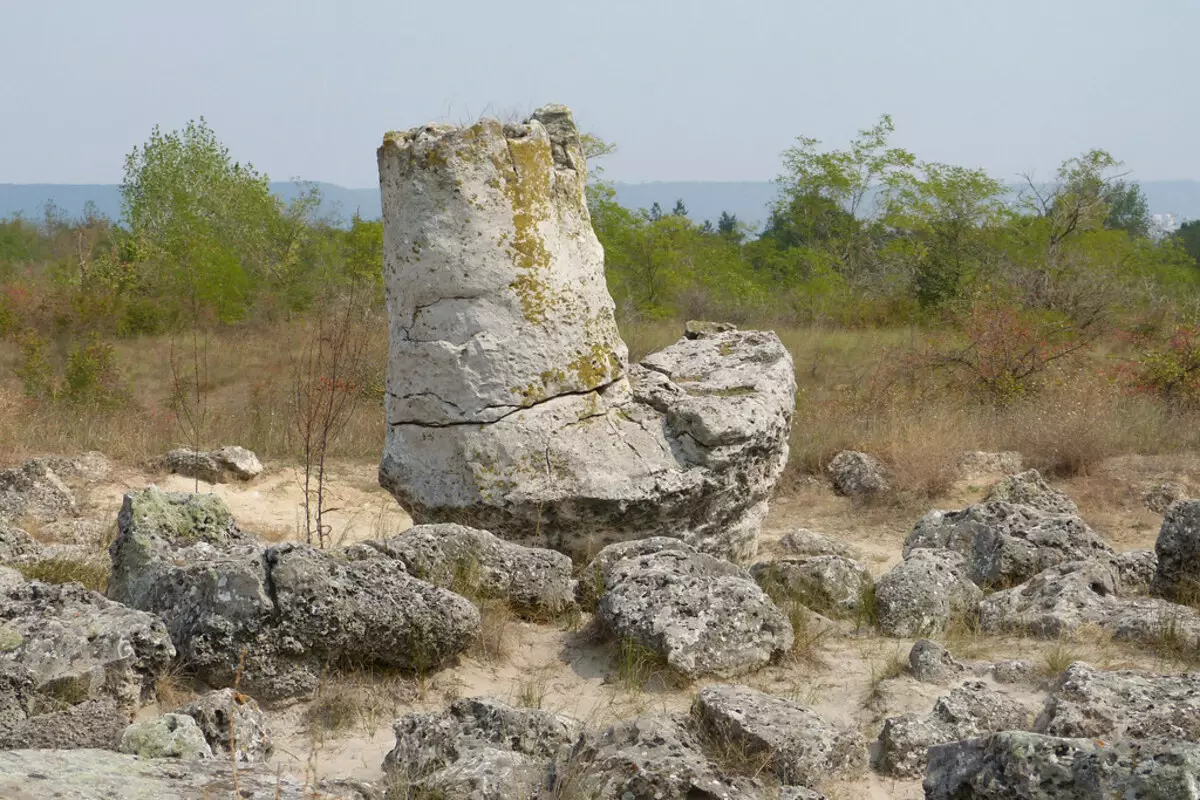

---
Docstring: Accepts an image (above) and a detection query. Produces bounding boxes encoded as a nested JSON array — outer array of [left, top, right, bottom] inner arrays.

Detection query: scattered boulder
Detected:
[[924, 732, 1200, 800], [0, 748, 374, 799], [1144, 480, 1188, 514], [826, 450, 890, 498], [383, 697, 582, 799], [120, 713, 213, 759], [164, 446, 264, 483], [908, 639, 965, 683], [684, 320, 738, 338], [984, 469, 1078, 515], [0, 566, 22, 593], [0, 522, 39, 563], [1152, 499, 1200, 603], [750, 555, 873, 619], [904, 500, 1111, 588], [989, 660, 1036, 685], [592, 541, 793, 678], [108, 488, 480, 701], [876, 681, 1036, 779], [366, 523, 577, 617], [956, 451, 1023, 480], [1036, 661, 1200, 740], [377, 107, 795, 562], [39, 451, 112, 485], [874, 549, 982, 637], [1112, 549, 1157, 596], [693, 684, 868, 787], [0, 459, 75, 523], [0, 698, 128, 750], [0, 580, 174, 711], [176, 689, 273, 763], [777, 528, 860, 559]]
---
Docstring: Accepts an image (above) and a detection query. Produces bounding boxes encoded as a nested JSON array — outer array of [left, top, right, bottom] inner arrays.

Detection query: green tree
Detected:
[[671, 199, 688, 217], [1175, 220, 1200, 265], [1103, 180, 1151, 238]]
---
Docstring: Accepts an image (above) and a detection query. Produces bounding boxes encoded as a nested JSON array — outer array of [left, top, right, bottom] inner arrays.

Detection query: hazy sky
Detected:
[[2, 1, 1197, 187]]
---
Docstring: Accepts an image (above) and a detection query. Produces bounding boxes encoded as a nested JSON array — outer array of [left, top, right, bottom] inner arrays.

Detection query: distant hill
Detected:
[[4, 180, 1200, 232]]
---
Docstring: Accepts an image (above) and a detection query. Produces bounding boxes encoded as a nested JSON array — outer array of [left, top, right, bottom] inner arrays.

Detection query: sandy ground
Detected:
[[24, 451, 1200, 798]]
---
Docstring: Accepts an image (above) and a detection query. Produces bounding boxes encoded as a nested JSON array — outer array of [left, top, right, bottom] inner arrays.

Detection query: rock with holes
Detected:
[[377, 107, 795, 562], [39, 452, 112, 484], [990, 660, 1036, 685], [908, 639, 965, 683], [0, 698, 128, 750], [119, 713, 213, 759], [777, 528, 860, 559], [1152, 499, 1200, 603], [1144, 481, 1188, 514], [924, 732, 1200, 800], [553, 713, 775, 800], [984, 469, 1078, 515], [826, 451, 890, 498], [108, 489, 480, 702], [693, 685, 867, 787], [0, 459, 75, 523], [1113, 549, 1157, 596], [0, 581, 174, 712], [592, 541, 792, 678], [0, 522, 39, 564], [876, 681, 1036, 779], [749, 555, 873, 619], [164, 446, 263, 484], [0, 748, 375, 799], [904, 501, 1112, 589], [1036, 661, 1200, 740], [0, 566, 22, 593], [176, 689, 272, 763], [366, 524, 576, 617], [956, 451, 1023, 480], [874, 550, 982, 637], [383, 697, 582, 800]]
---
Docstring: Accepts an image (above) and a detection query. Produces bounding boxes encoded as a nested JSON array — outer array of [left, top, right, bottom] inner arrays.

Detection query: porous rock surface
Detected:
[[176, 688, 273, 763], [693, 684, 868, 787], [1152, 498, 1200, 603], [777, 528, 860, 559], [1143, 480, 1188, 514], [907, 638, 965, 683], [108, 487, 480, 701], [164, 445, 264, 483], [984, 469, 1079, 515], [875, 681, 1036, 779], [956, 450, 1023, 479], [0, 459, 76, 523], [377, 105, 795, 561], [826, 450, 890, 497], [1036, 661, 1200, 740], [0, 698, 128, 750], [874, 549, 982, 637], [384, 697, 582, 800], [119, 713, 213, 760], [924, 732, 1200, 800], [364, 523, 576, 617], [904, 500, 1112, 588], [749, 555, 873, 618], [590, 540, 793, 678]]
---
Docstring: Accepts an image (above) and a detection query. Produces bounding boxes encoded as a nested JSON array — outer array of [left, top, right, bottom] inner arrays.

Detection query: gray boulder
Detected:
[[984, 469, 1078, 515], [904, 501, 1111, 588], [1144, 480, 1188, 514], [924, 732, 1200, 800], [0, 522, 39, 563], [120, 713, 213, 759], [165, 445, 264, 483], [383, 697, 581, 800], [176, 688, 273, 763], [39, 451, 113, 484], [1037, 661, 1200, 740], [593, 541, 793, 678], [0, 566, 22, 593], [750, 555, 873, 619], [693, 684, 867, 787], [0, 698, 128, 750], [0, 748, 374, 799], [1152, 499, 1200, 603], [777, 528, 860, 559], [874, 549, 982, 637], [908, 639, 965, 683], [956, 451, 1023, 480], [826, 450, 890, 497], [990, 660, 1036, 685], [0, 580, 174, 711], [876, 681, 1036, 779], [366, 523, 577, 617], [0, 459, 75, 523]]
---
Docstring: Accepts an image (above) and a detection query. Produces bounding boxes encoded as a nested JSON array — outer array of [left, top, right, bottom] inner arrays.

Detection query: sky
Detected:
[[2, 0, 1197, 188]]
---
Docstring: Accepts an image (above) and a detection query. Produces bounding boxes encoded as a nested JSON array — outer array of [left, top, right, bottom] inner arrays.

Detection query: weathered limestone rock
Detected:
[[984, 469, 1078, 515], [777, 528, 860, 559], [874, 549, 982, 637], [989, 659, 1036, 685], [750, 555, 873, 619], [0, 459, 75, 522], [876, 681, 1036, 779], [924, 732, 1200, 800], [377, 106, 795, 561], [1152, 499, 1200, 603], [383, 697, 582, 800], [904, 500, 1112, 588], [0, 522, 39, 563], [956, 451, 1023, 480], [1113, 549, 1158, 595], [0, 698, 128, 750], [1037, 661, 1200, 740], [176, 689, 273, 763], [120, 713, 213, 759], [0, 566, 22, 592], [592, 541, 793, 678], [0, 580, 174, 711], [1144, 480, 1188, 514], [365, 523, 576, 617], [0, 749, 374, 799], [108, 488, 480, 701], [693, 685, 868, 787], [826, 450, 890, 497], [908, 639, 965, 683], [165, 445, 264, 483]]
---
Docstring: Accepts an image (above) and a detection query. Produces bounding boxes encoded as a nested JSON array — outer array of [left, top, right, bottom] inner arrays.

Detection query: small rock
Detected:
[[989, 660, 1036, 684], [1144, 481, 1188, 514], [956, 451, 1023, 480], [1036, 661, 1200, 740], [984, 469, 1078, 516], [40, 452, 113, 485], [874, 550, 982, 637], [750, 556, 873, 619], [0, 460, 75, 523], [164, 445, 263, 483], [120, 713, 213, 759], [1112, 549, 1157, 596], [176, 689, 272, 763], [0, 522, 39, 563], [1152, 499, 1200, 603], [684, 320, 738, 339], [0, 699, 128, 750], [826, 451, 890, 498], [908, 639, 965, 683], [776, 528, 860, 559]]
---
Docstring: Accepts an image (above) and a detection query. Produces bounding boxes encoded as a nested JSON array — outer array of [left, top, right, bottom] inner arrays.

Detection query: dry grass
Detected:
[[16, 555, 110, 592], [303, 669, 415, 739]]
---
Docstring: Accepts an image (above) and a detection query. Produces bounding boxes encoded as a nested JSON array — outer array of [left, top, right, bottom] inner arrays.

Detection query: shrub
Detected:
[[1123, 324, 1200, 407]]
